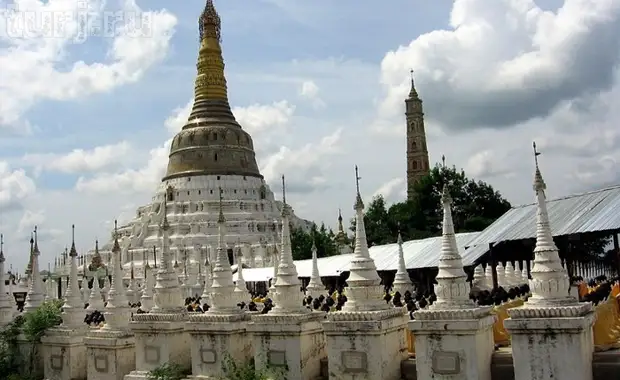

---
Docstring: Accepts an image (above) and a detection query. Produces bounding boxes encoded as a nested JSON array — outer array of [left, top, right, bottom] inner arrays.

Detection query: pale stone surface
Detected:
[[124, 316, 190, 380], [84, 333, 136, 380], [185, 313, 252, 379], [504, 312, 595, 380], [323, 309, 408, 380], [409, 311, 496, 380], [248, 313, 326, 380], [41, 330, 87, 380]]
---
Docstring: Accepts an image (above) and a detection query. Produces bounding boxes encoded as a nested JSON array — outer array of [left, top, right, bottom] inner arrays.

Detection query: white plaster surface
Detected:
[[41, 329, 87, 380], [504, 313, 596, 380], [248, 314, 326, 380], [409, 314, 495, 380], [185, 316, 252, 379], [124, 319, 190, 380], [322, 312, 408, 380], [84, 334, 136, 380]]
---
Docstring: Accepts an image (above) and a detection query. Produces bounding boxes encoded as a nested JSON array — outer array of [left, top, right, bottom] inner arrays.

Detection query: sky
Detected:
[[0, 0, 619, 272]]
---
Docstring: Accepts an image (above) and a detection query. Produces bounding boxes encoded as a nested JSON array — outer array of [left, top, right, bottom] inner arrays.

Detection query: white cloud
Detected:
[[259, 128, 343, 192], [299, 80, 319, 99], [17, 210, 45, 233], [0, 161, 36, 210], [233, 100, 295, 134], [22, 141, 131, 173], [75, 139, 171, 194], [164, 100, 193, 134], [372, 178, 406, 203], [0, 0, 177, 129], [376, 0, 620, 132]]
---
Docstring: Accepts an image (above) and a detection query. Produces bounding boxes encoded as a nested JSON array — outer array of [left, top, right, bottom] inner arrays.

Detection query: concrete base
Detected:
[[248, 312, 326, 380], [41, 327, 88, 380], [504, 312, 596, 380], [322, 309, 408, 380], [124, 314, 190, 380], [84, 330, 136, 380], [185, 313, 252, 379], [409, 312, 496, 380]]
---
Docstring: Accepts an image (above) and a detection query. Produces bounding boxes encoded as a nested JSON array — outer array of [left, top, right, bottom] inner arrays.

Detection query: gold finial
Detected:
[[533, 141, 541, 168], [281, 175, 287, 205], [338, 208, 343, 222], [199, 0, 221, 42], [69, 224, 77, 257], [218, 187, 225, 224], [354, 165, 364, 210], [441, 155, 446, 168], [95, 239, 99, 253]]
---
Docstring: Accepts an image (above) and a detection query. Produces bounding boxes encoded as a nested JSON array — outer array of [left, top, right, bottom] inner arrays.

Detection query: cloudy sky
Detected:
[[0, 0, 619, 271]]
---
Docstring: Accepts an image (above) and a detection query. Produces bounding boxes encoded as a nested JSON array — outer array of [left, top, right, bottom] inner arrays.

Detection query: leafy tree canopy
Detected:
[[350, 164, 512, 247], [290, 222, 340, 261]]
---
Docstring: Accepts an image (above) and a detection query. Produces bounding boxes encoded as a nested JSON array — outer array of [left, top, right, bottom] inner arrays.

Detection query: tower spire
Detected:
[[408, 69, 419, 98], [164, 0, 262, 182]]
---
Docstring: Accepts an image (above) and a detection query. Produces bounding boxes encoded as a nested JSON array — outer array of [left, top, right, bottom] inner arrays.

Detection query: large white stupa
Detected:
[[53, 0, 311, 285]]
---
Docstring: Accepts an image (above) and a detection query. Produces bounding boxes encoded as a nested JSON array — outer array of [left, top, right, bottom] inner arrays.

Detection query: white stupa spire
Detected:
[[80, 273, 88, 303], [497, 263, 507, 288], [513, 262, 522, 285], [305, 239, 323, 297], [151, 191, 185, 313], [521, 261, 529, 283], [473, 264, 487, 291], [430, 184, 474, 310], [484, 263, 493, 289], [505, 262, 516, 287], [208, 187, 240, 314], [61, 225, 86, 328], [24, 227, 44, 312], [140, 247, 155, 312], [126, 250, 138, 304], [270, 175, 307, 314], [0, 234, 14, 325], [101, 220, 131, 330], [200, 254, 211, 305], [392, 231, 412, 296], [233, 243, 249, 302], [342, 166, 387, 312], [86, 270, 104, 311], [525, 142, 576, 307]]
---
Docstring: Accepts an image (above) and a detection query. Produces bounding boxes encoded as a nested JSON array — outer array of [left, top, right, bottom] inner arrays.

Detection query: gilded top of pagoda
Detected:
[[163, 0, 262, 181]]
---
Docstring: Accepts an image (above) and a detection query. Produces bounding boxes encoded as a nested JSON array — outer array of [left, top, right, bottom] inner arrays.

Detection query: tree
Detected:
[[290, 223, 340, 261], [352, 164, 512, 246]]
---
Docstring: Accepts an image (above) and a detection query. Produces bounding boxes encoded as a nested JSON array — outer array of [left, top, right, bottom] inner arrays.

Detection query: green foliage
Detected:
[[350, 165, 512, 246], [21, 299, 63, 342], [220, 354, 286, 380], [290, 222, 340, 261], [0, 299, 63, 380], [147, 363, 191, 380]]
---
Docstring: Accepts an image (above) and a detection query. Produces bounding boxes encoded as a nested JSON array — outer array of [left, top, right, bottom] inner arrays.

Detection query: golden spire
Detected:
[[112, 221, 121, 253], [163, 0, 262, 182], [354, 165, 364, 210], [281, 175, 290, 217], [408, 69, 419, 98]]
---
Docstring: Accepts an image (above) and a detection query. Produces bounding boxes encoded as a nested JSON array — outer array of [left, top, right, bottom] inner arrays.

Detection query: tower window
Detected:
[[217, 176, 221, 180], [412, 161, 418, 170], [214, 133, 218, 140], [411, 141, 417, 150], [214, 153, 218, 161]]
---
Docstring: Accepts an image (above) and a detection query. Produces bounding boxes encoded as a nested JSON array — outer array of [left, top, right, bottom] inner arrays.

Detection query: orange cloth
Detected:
[[493, 305, 510, 346], [578, 283, 588, 299]]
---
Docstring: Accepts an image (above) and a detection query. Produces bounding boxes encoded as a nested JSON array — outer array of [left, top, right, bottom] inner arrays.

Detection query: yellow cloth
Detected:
[[493, 305, 510, 346], [406, 331, 416, 357]]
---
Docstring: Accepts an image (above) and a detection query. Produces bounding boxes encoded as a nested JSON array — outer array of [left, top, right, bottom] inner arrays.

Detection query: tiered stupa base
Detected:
[[84, 328, 136, 380], [41, 326, 89, 380]]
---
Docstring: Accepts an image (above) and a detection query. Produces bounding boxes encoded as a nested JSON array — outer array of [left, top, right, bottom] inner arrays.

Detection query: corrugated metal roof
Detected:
[[238, 232, 482, 281], [468, 185, 620, 247]]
